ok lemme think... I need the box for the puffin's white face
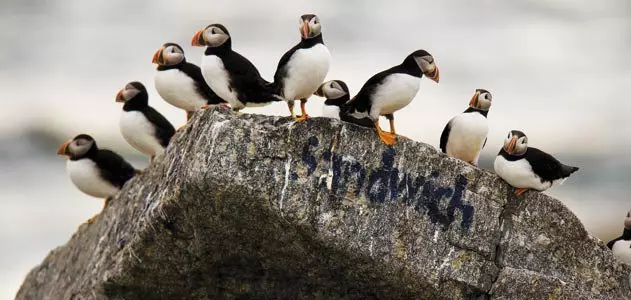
[116,83,141,103]
[193,25,230,47]
[300,14,322,39]
[57,134,95,159]
[411,50,439,83]
[624,210,631,229]
[503,131,528,155]
[469,89,492,110]
[314,80,347,100]
[152,44,185,66]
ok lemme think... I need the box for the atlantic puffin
[272,14,331,121]
[57,134,137,223]
[152,42,228,121]
[116,81,175,163]
[191,24,281,112]
[494,130,579,196]
[313,80,373,128]
[440,89,492,165]
[607,210,631,265]
[343,49,439,144]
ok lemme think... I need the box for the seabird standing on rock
[607,210,631,265]
[152,42,228,121]
[313,80,373,127]
[343,49,440,144]
[494,130,579,197]
[272,14,331,121]
[116,81,175,163]
[440,89,492,165]
[57,134,137,223]
[192,24,281,113]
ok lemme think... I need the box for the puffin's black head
[503,130,528,155]
[407,50,439,83]
[57,134,97,160]
[152,43,185,66]
[469,89,492,111]
[116,81,148,107]
[192,24,231,48]
[299,14,322,39]
[624,210,631,230]
[314,80,349,101]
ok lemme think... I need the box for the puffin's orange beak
[152,47,163,64]
[506,136,518,153]
[192,29,204,46]
[115,90,125,103]
[428,66,440,83]
[469,91,480,108]
[302,20,309,39]
[57,140,71,156]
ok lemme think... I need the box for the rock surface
[16,108,631,299]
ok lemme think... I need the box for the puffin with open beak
[313,80,373,128]
[192,24,281,113]
[153,42,228,121]
[271,14,331,121]
[57,134,138,224]
[494,130,579,197]
[116,81,175,163]
[440,89,492,165]
[343,49,439,145]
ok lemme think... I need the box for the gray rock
[16,108,631,299]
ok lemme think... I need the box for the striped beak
[152,47,164,64]
[427,66,440,83]
[192,29,205,46]
[57,140,71,156]
[301,20,309,39]
[506,136,518,153]
[469,91,480,108]
[115,89,125,103]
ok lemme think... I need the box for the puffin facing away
[272,14,331,121]
[57,134,137,223]
[494,130,579,196]
[344,50,439,145]
[440,89,492,165]
[116,81,175,163]
[313,80,373,128]
[192,24,281,113]
[152,42,228,121]
[607,210,631,265]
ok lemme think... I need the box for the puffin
[272,14,331,121]
[493,130,579,196]
[343,49,439,145]
[440,89,492,165]
[152,42,228,121]
[313,80,373,128]
[607,210,631,265]
[191,24,281,113]
[57,134,137,223]
[116,81,175,163]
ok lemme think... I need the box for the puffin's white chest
[370,73,420,118]
[322,105,340,119]
[494,155,550,191]
[612,240,631,265]
[282,44,331,100]
[446,112,489,163]
[119,111,164,157]
[201,55,240,107]
[154,69,207,112]
[66,159,119,198]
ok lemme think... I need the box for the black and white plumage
[152,42,228,121]
[440,89,492,165]
[313,80,373,128]
[493,130,579,196]
[116,81,175,162]
[344,49,440,144]
[607,210,631,265]
[192,24,280,112]
[272,14,331,121]
[57,134,137,223]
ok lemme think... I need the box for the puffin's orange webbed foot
[294,114,309,122]
[378,131,396,145]
[515,188,528,197]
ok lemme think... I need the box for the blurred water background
[1,0,630,298]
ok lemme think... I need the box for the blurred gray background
[1,0,630,298]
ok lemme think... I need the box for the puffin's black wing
[439,120,452,153]
[272,43,301,94]
[142,107,176,148]
[525,147,579,182]
[225,51,279,103]
[347,65,401,115]
[180,62,226,105]
[607,237,623,249]
[95,150,137,189]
